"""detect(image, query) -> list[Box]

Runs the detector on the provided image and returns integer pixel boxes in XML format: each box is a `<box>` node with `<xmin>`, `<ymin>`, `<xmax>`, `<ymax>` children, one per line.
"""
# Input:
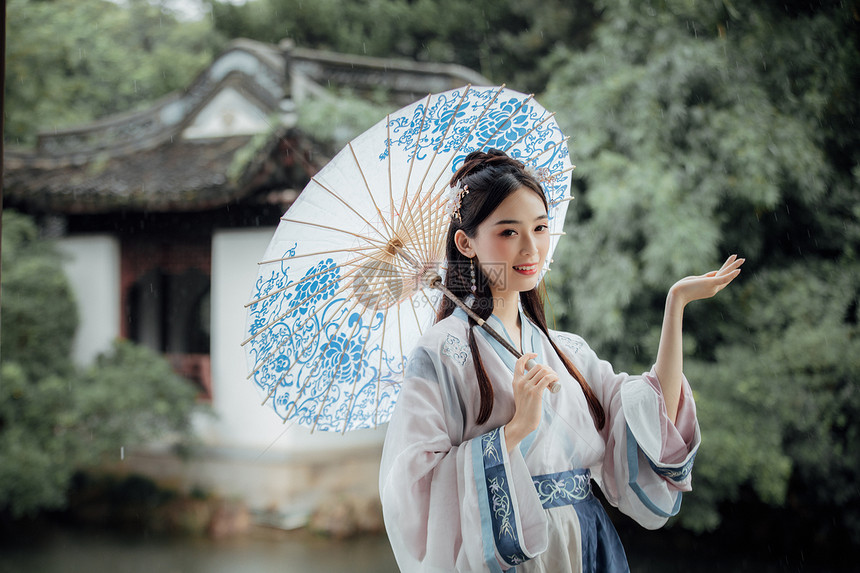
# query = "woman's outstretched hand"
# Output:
<box><xmin>504</xmin><ymin>353</ymin><xmax>558</xmax><ymax>452</ymax></box>
<box><xmin>669</xmin><ymin>254</ymin><xmax>745</xmax><ymax>308</ymax></box>
<box><xmin>656</xmin><ymin>254</ymin><xmax>745</xmax><ymax>423</ymax></box>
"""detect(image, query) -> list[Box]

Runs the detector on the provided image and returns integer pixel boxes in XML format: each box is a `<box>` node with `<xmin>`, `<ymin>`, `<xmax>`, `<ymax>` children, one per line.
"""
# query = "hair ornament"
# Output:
<box><xmin>446</xmin><ymin>180</ymin><xmax>470</xmax><ymax>221</ymax></box>
<box><xmin>524</xmin><ymin>164</ymin><xmax>558</xmax><ymax>185</ymax></box>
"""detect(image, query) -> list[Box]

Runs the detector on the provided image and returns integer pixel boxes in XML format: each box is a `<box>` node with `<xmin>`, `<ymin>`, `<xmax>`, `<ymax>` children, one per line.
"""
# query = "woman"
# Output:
<box><xmin>379</xmin><ymin>149</ymin><xmax>743</xmax><ymax>572</ymax></box>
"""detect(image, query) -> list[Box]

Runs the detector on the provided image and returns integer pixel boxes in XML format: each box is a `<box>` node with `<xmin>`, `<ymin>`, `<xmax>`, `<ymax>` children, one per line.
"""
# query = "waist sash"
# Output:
<box><xmin>532</xmin><ymin>468</ymin><xmax>593</xmax><ymax>510</ymax></box>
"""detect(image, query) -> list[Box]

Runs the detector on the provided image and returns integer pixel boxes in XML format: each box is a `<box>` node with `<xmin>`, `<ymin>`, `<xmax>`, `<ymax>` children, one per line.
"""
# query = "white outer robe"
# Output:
<box><xmin>379</xmin><ymin>308</ymin><xmax>700</xmax><ymax>572</ymax></box>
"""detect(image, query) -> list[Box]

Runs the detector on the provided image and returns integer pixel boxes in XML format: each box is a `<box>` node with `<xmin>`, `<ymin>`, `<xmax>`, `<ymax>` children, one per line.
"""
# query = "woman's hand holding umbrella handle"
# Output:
<box><xmin>525</xmin><ymin>357</ymin><xmax>560</xmax><ymax>393</ymax></box>
<box><xmin>504</xmin><ymin>353</ymin><xmax>559</xmax><ymax>452</ymax></box>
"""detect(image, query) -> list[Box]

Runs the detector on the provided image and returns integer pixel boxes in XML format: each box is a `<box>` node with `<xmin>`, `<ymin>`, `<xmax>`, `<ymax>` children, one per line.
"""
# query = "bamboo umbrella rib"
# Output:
<box><xmin>553</xmin><ymin>165</ymin><xmax>576</xmax><ymax>178</ymax></box>
<box><xmin>419</xmin><ymin>286</ymin><xmax>438</xmax><ymax>316</ymax></box>
<box><xmin>396</xmin><ymin>301</ymin><xmax>405</xmax><ymax>383</ymax></box>
<box><xmin>309</xmin><ymin>176</ymin><xmax>392</xmax><ymax>243</ymax></box>
<box><xmin>347</xmin><ymin>142</ymin><xmax>399</xmax><ymax>240</ymax></box>
<box><xmin>408</xmin><ymin>292</ymin><xmax>425</xmax><ymax>337</ymax></box>
<box><xmin>401</xmin><ymin>93</ymin><xmax>433</xmax><ymax>204</ymax></box>
<box><xmin>249</xmin><ymin>247</ymin><xmax>408</xmax><ymax>310</ymax></box>
<box><xmin>415</xmin><ymin>85</ymin><xmax>472</xmax><ymax>196</ymax></box>
<box><xmin>257</xmin><ymin>244</ymin><xmax>379</xmax><ymax>266</ymax></box>
<box><xmin>242</xmin><ymin>266</ymin><xmax>361</xmax><ymax>346</ymax></box>
<box><xmin>387</xmin><ymin>114</ymin><xmax>395</xmax><ymax>219</ymax></box>
<box><xmin>282</xmin><ymin>298</ymin><xmax>363</xmax><ymax>423</ymax></box>
<box><xmin>340</xmin><ymin>249</ymin><xmax>415</xmax><ymax>276</ymax></box>
<box><xmin>425</xmin><ymin>84</ymin><xmax>506</xmax><ymax>194</ymax></box>
<box><xmin>280</xmin><ymin>218</ymin><xmax>391</xmax><ymax>248</ymax></box>
<box><xmin>422</xmin><ymin>185</ymin><xmax>451</xmax><ymax>260</ymax></box>
<box><xmin>502</xmin><ymin>111</ymin><xmax>556</xmax><ymax>154</ymax></box>
<box><xmin>429</xmin><ymin>201</ymin><xmax>449</xmax><ymax>260</ymax></box>
<box><xmin>310</xmin><ymin>309</ymin><xmax>366</xmax><ymax>433</ymax></box>
<box><xmin>409</xmin><ymin>181</ymin><xmax>432</xmax><ymax>266</ymax></box>
<box><xmin>398</xmin><ymin>187</ymin><xmax>437</xmax><ymax>267</ymax></box>
<box><xmin>549</xmin><ymin>196</ymin><xmax>575</xmax><ymax>207</ymax></box>
<box><xmin>397</xmin><ymin>95</ymin><xmax>434</xmax><ymax>260</ymax></box>
<box><xmin>475</xmin><ymin>94</ymin><xmax>534</xmax><ymax>151</ymax></box>
<box><xmin>523</xmin><ymin>136</ymin><xmax>570</xmax><ymax>166</ymax></box>
<box><xmin>427</xmin><ymin>185</ymin><xmax>450</xmax><ymax>256</ymax></box>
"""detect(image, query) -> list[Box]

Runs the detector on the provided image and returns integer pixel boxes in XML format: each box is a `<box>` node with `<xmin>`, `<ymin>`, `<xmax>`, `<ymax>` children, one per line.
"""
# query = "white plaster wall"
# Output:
<box><xmin>207</xmin><ymin>227</ymin><xmax>387</xmax><ymax>454</ymax></box>
<box><xmin>56</xmin><ymin>235</ymin><xmax>121</xmax><ymax>365</ymax></box>
<box><xmin>182</xmin><ymin>87</ymin><xmax>270</xmax><ymax>139</ymax></box>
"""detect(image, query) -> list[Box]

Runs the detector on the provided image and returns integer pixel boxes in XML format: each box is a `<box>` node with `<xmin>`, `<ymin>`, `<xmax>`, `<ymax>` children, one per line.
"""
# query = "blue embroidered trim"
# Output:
<box><xmin>532</xmin><ymin>469</ymin><xmax>593</xmax><ymax>509</ymax></box>
<box><xmin>626</xmin><ymin>425</ymin><xmax>684</xmax><ymax>518</ymax></box>
<box><xmin>482</xmin><ymin>428</ymin><xmax>529</xmax><ymax>567</ymax></box>
<box><xmin>648</xmin><ymin>451</ymin><xmax>696</xmax><ymax>482</ymax></box>
<box><xmin>472</xmin><ymin>433</ymin><xmax>504</xmax><ymax>573</ymax></box>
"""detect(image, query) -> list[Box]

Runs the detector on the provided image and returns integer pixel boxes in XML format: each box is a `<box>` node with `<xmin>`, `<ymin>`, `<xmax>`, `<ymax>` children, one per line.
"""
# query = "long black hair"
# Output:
<box><xmin>436</xmin><ymin>149</ymin><xmax>606</xmax><ymax>430</ymax></box>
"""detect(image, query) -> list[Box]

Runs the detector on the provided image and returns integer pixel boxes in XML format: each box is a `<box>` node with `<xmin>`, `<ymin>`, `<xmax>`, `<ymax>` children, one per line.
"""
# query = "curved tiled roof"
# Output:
<box><xmin>4</xmin><ymin>40</ymin><xmax>490</xmax><ymax>214</ymax></box>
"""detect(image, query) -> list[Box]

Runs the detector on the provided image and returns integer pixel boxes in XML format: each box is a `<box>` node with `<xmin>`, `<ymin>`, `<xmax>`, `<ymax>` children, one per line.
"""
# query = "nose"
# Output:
<box><xmin>521</xmin><ymin>232</ymin><xmax>537</xmax><ymax>255</ymax></box>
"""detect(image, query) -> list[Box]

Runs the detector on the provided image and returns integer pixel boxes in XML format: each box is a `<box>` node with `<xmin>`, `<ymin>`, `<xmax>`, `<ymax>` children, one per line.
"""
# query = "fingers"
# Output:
<box><xmin>532</xmin><ymin>369</ymin><xmax>559</xmax><ymax>391</ymax></box>
<box><xmin>514</xmin><ymin>353</ymin><xmax>538</xmax><ymax>377</ymax></box>
<box><xmin>516</xmin><ymin>355</ymin><xmax>558</xmax><ymax>392</ymax></box>
<box><xmin>705</xmin><ymin>255</ymin><xmax>744</xmax><ymax>282</ymax></box>
<box><xmin>523</xmin><ymin>362</ymin><xmax>559</xmax><ymax>390</ymax></box>
<box><xmin>721</xmin><ymin>256</ymin><xmax>745</xmax><ymax>274</ymax></box>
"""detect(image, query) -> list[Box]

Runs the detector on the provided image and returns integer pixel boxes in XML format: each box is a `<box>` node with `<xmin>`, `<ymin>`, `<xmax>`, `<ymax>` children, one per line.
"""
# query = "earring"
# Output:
<box><xmin>470</xmin><ymin>258</ymin><xmax>477</xmax><ymax>293</ymax></box>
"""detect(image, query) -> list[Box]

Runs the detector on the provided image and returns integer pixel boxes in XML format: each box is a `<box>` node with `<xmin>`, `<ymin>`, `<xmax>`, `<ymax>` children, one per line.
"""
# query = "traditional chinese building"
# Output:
<box><xmin>4</xmin><ymin>39</ymin><xmax>488</xmax><ymax>525</ymax></box>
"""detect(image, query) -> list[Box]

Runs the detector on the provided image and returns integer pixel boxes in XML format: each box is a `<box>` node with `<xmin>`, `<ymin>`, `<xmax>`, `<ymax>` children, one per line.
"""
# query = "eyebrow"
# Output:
<box><xmin>492</xmin><ymin>214</ymin><xmax>549</xmax><ymax>226</ymax></box>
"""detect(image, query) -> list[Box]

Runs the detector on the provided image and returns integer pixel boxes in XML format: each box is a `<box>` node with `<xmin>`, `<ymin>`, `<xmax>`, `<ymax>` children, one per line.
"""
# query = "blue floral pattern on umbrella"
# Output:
<box><xmin>244</xmin><ymin>85</ymin><xmax>573</xmax><ymax>432</ymax></box>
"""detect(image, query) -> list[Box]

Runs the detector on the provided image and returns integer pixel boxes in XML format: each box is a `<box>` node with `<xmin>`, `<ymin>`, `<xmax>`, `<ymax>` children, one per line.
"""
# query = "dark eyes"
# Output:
<box><xmin>500</xmin><ymin>225</ymin><xmax>548</xmax><ymax>236</ymax></box>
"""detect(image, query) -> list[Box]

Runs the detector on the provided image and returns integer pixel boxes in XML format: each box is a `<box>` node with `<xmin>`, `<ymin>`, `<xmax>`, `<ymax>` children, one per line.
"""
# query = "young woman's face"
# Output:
<box><xmin>457</xmin><ymin>186</ymin><xmax>550</xmax><ymax>300</ymax></box>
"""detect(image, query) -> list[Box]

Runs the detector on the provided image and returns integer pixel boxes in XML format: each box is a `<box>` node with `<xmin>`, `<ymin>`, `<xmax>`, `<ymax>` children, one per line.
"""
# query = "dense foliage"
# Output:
<box><xmin>0</xmin><ymin>212</ymin><xmax>200</xmax><ymax>518</ymax></box>
<box><xmin>211</xmin><ymin>0</ymin><xmax>600</xmax><ymax>92</ymax></box>
<box><xmin>3</xmin><ymin>0</ymin><xmax>858</xmax><ymax>545</ymax></box>
<box><xmin>542</xmin><ymin>0</ymin><xmax>860</xmax><ymax>538</ymax></box>
<box><xmin>4</xmin><ymin>0</ymin><xmax>224</xmax><ymax>146</ymax></box>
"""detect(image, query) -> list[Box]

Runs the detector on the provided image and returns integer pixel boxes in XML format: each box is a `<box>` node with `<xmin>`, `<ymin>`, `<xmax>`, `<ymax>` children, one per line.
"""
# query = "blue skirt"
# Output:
<box><xmin>519</xmin><ymin>469</ymin><xmax>629</xmax><ymax>573</ymax></box>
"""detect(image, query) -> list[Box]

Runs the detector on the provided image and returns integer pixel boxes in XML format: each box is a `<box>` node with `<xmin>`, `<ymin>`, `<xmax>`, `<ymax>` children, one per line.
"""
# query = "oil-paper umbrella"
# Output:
<box><xmin>243</xmin><ymin>85</ymin><xmax>574</xmax><ymax>432</ymax></box>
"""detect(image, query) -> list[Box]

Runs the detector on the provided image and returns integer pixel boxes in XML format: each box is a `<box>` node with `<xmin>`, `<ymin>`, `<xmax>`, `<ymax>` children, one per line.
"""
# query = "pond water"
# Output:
<box><xmin>0</xmin><ymin>523</ymin><xmax>849</xmax><ymax>573</ymax></box>
<box><xmin>0</xmin><ymin>526</ymin><xmax>396</xmax><ymax>573</ymax></box>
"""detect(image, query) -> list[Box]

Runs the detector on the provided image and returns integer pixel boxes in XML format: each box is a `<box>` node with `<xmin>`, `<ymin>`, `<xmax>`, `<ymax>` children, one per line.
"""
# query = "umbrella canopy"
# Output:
<box><xmin>243</xmin><ymin>85</ymin><xmax>573</xmax><ymax>432</ymax></box>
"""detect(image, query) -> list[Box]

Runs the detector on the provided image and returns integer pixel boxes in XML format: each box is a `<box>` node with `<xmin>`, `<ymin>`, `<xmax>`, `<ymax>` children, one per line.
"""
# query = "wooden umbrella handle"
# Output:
<box><xmin>423</xmin><ymin>271</ymin><xmax>561</xmax><ymax>393</ymax></box>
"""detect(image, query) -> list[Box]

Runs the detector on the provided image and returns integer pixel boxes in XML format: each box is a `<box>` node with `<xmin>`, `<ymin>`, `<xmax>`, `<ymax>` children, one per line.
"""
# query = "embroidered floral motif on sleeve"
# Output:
<box><xmin>482</xmin><ymin>430</ymin><xmax>501</xmax><ymax>464</ymax></box>
<box><xmin>442</xmin><ymin>333</ymin><xmax>469</xmax><ymax>366</ymax></box>
<box><xmin>488</xmin><ymin>477</ymin><xmax>515</xmax><ymax>539</ymax></box>
<box><xmin>555</xmin><ymin>334</ymin><xmax>583</xmax><ymax>354</ymax></box>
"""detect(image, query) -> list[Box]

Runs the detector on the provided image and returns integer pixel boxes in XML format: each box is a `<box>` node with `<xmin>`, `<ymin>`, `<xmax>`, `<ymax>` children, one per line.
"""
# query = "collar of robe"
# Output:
<box><xmin>451</xmin><ymin>305</ymin><xmax>547</xmax><ymax>373</ymax></box>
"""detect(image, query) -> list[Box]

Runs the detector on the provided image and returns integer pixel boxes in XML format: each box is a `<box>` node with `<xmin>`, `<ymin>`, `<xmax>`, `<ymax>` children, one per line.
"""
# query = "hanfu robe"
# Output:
<box><xmin>379</xmin><ymin>307</ymin><xmax>700</xmax><ymax>573</ymax></box>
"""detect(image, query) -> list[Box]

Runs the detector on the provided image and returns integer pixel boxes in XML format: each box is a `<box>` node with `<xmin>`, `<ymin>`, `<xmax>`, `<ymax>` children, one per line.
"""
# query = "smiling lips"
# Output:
<box><xmin>513</xmin><ymin>263</ymin><xmax>539</xmax><ymax>276</ymax></box>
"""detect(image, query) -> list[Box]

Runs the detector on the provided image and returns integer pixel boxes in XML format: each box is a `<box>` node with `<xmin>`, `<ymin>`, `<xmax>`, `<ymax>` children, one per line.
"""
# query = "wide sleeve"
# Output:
<box><xmin>379</xmin><ymin>346</ymin><xmax>548</xmax><ymax>572</ymax></box>
<box><xmin>559</xmin><ymin>335</ymin><xmax>700</xmax><ymax>530</ymax></box>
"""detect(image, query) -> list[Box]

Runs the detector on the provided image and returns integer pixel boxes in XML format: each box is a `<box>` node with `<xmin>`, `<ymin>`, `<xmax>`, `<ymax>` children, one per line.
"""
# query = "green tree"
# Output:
<box><xmin>4</xmin><ymin>0</ymin><xmax>225</xmax><ymax>146</ymax></box>
<box><xmin>210</xmin><ymin>0</ymin><xmax>599</xmax><ymax>92</ymax></box>
<box><xmin>542</xmin><ymin>0</ymin><xmax>860</xmax><ymax>537</ymax></box>
<box><xmin>0</xmin><ymin>211</ymin><xmax>200</xmax><ymax>518</ymax></box>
